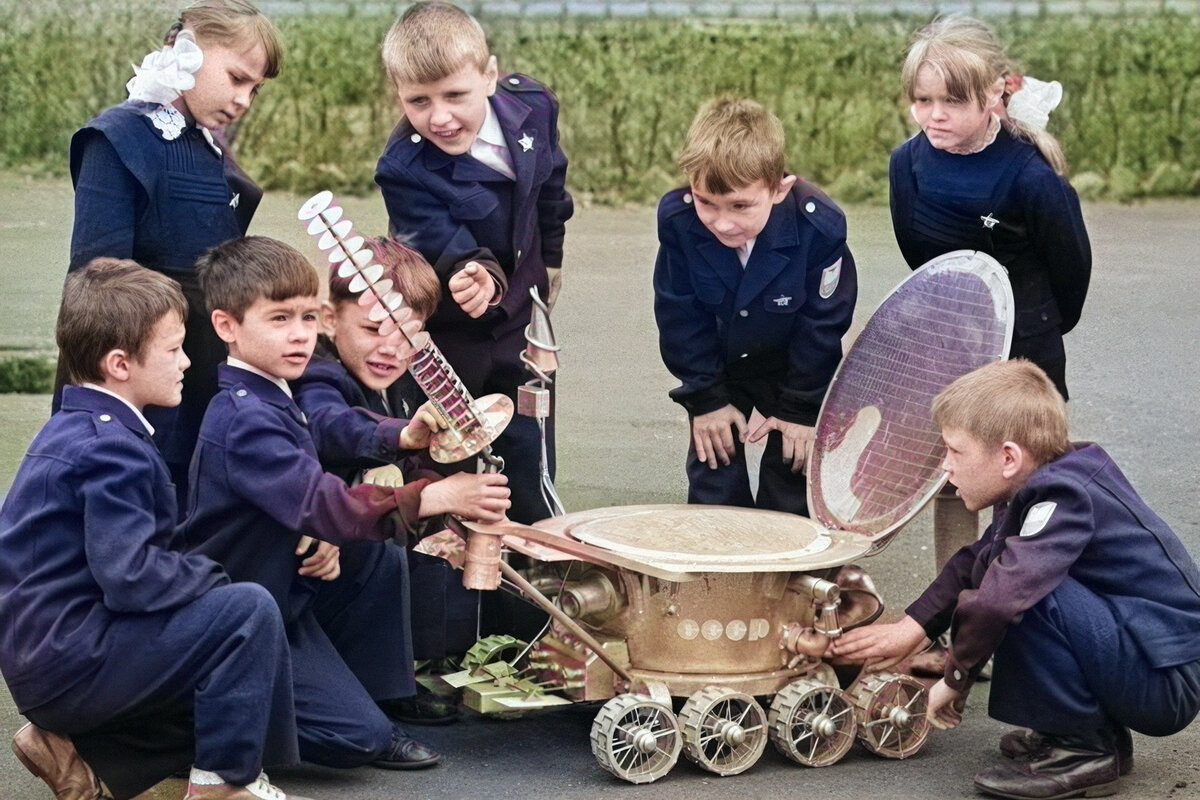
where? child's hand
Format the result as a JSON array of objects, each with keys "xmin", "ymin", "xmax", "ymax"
[
  {"xmin": 419, "ymin": 472, "xmax": 511, "ymax": 522},
  {"xmin": 363, "ymin": 464, "xmax": 405, "ymax": 488},
  {"xmin": 449, "ymin": 262, "xmax": 497, "ymax": 318},
  {"xmin": 747, "ymin": 417, "xmax": 815, "ymax": 473},
  {"xmin": 399, "ymin": 401, "xmax": 448, "ymax": 450},
  {"xmin": 296, "ymin": 536, "xmax": 341, "ymax": 581},
  {"xmin": 829, "ymin": 615, "xmax": 930, "ymax": 672},
  {"xmin": 691, "ymin": 405, "xmax": 748, "ymax": 469},
  {"xmin": 926, "ymin": 679, "xmax": 967, "ymax": 730}
]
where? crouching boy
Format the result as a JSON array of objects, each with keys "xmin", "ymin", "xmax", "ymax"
[
  {"xmin": 0, "ymin": 260, "xmax": 299, "ymax": 800},
  {"xmin": 832, "ymin": 360, "xmax": 1200, "ymax": 799}
]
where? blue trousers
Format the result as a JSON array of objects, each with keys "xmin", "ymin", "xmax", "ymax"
[
  {"xmin": 989, "ymin": 577, "xmax": 1200, "ymax": 745},
  {"xmin": 25, "ymin": 584, "xmax": 296, "ymax": 799}
]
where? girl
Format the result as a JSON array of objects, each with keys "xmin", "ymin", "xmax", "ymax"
[
  {"xmin": 890, "ymin": 15, "xmax": 1090, "ymax": 401},
  {"xmin": 63, "ymin": 0, "xmax": 283, "ymax": 497}
]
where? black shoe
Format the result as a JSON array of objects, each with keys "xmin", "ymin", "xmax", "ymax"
[
  {"xmin": 1000, "ymin": 728, "xmax": 1132, "ymax": 777},
  {"xmin": 380, "ymin": 690, "xmax": 459, "ymax": 726},
  {"xmin": 371, "ymin": 724, "xmax": 441, "ymax": 770},
  {"xmin": 975, "ymin": 734, "xmax": 1119, "ymax": 799}
]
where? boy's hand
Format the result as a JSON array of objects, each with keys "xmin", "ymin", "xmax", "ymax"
[
  {"xmin": 926, "ymin": 679, "xmax": 967, "ymax": 730},
  {"xmin": 449, "ymin": 262, "xmax": 497, "ymax": 318},
  {"xmin": 747, "ymin": 417, "xmax": 815, "ymax": 473},
  {"xmin": 691, "ymin": 405, "xmax": 748, "ymax": 469},
  {"xmin": 399, "ymin": 401, "xmax": 448, "ymax": 450},
  {"xmin": 546, "ymin": 266, "xmax": 562, "ymax": 310},
  {"xmin": 296, "ymin": 536, "xmax": 341, "ymax": 581},
  {"xmin": 829, "ymin": 615, "xmax": 930, "ymax": 672},
  {"xmin": 419, "ymin": 472, "xmax": 511, "ymax": 522},
  {"xmin": 363, "ymin": 464, "xmax": 405, "ymax": 489}
]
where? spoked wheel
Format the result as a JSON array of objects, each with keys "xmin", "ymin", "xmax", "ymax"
[
  {"xmin": 678, "ymin": 686, "xmax": 768, "ymax": 776},
  {"xmin": 768, "ymin": 678, "xmax": 858, "ymax": 767},
  {"xmin": 461, "ymin": 634, "xmax": 528, "ymax": 671},
  {"xmin": 850, "ymin": 672, "xmax": 930, "ymax": 759},
  {"xmin": 591, "ymin": 694, "xmax": 682, "ymax": 784}
]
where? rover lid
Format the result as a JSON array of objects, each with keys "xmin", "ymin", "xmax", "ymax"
[{"xmin": 806, "ymin": 250, "xmax": 1015, "ymax": 553}]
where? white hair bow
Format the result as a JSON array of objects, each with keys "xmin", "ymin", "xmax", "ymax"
[
  {"xmin": 1006, "ymin": 76, "xmax": 1062, "ymax": 132},
  {"xmin": 126, "ymin": 30, "xmax": 204, "ymax": 105}
]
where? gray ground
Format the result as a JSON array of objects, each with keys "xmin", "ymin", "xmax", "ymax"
[{"xmin": 0, "ymin": 175, "xmax": 1197, "ymax": 799}]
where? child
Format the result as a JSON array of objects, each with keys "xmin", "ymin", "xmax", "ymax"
[
  {"xmin": 180, "ymin": 236, "xmax": 505, "ymax": 772},
  {"xmin": 375, "ymin": 0, "xmax": 574, "ymax": 524},
  {"xmin": 653, "ymin": 97, "xmax": 857, "ymax": 514},
  {"xmin": 62, "ymin": 0, "xmax": 283, "ymax": 501},
  {"xmin": 0, "ymin": 260, "xmax": 299, "ymax": 800},
  {"xmin": 294, "ymin": 237, "xmax": 509, "ymax": 722},
  {"xmin": 890, "ymin": 15, "xmax": 1090, "ymax": 401},
  {"xmin": 832, "ymin": 360, "xmax": 1200, "ymax": 800}
]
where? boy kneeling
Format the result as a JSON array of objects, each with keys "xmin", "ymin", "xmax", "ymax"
[
  {"xmin": 0, "ymin": 260, "xmax": 299, "ymax": 800},
  {"xmin": 833, "ymin": 360, "xmax": 1200, "ymax": 799}
]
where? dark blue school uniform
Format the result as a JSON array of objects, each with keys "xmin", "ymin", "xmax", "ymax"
[
  {"xmin": 653, "ymin": 182, "xmax": 857, "ymax": 514},
  {"xmin": 890, "ymin": 126, "xmax": 1091, "ymax": 398},
  {"xmin": 375, "ymin": 74, "xmax": 574, "ymax": 525},
  {"xmin": 908, "ymin": 443, "xmax": 1200, "ymax": 746},
  {"xmin": 293, "ymin": 342, "xmax": 482, "ymax": 658},
  {"xmin": 182, "ymin": 365, "xmax": 427, "ymax": 768},
  {"xmin": 64, "ymin": 101, "xmax": 263, "ymax": 495},
  {"xmin": 0, "ymin": 386, "xmax": 296, "ymax": 799}
]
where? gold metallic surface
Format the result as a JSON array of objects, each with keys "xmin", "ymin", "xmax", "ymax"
[
  {"xmin": 767, "ymin": 678, "xmax": 858, "ymax": 767},
  {"xmin": 428, "ymin": 392, "xmax": 513, "ymax": 463},
  {"xmin": 590, "ymin": 695, "xmax": 681, "ymax": 784},
  {"xmin": 678, "ymin": 687, "xmax": 769, "ymax": 776},
  {"xmin": 849, "ymin": 672, "xmax": 931, "ymax": 759}
]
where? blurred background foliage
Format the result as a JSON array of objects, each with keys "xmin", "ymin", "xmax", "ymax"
[{"xmin": 1, "ymin": 1, "xmax": 1197, "ymax": 204}]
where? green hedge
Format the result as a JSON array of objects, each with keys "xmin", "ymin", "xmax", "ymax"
[
  {"xmin": 0, "ymin": 356, "xmax": 55, "ymax": 394},
  {"xmin": 2, "ymin": 2, "xmax": 1197, "ymax": 203}
]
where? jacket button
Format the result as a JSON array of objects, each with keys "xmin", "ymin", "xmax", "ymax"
[
  {"xmin": 99, "ymin": 414, "xmax": 111, "ymax": 422},
  {"xmin": 508, "ymin": 77, "xmax": 520, "ymax": 86},
  {"xmin": 517, "ymin": 249, "xmax": 523, "ymax": 260},
  {"xmin": 683, "ymin": 193, "xmax": 693, "ymax": 204},
  {"xmin": 1041, "ymin": 312, "xmax": 1049, "ymax": 321},
  {"xmin": 740, "ymin": 353, "xmax": 749, "ymax": 358},
  {"xmin": 739, "ymin": 309, "xmax": 748, "ymax": 317},
  {"xmin": 410, "ymin": 133, "xmax": 421, "ymax": 143},
  {"xmin": 236, "ymin": 389, "xmax": 248, "ymax": 397},
  {"xmin": 953, "ymin": 669, "xmax": 963, "ymax": 681}
]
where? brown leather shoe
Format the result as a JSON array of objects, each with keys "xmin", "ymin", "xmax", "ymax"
[
  {"xmin": 1000, "ymin": 728, "xmax": 1133, "ymax": 777},
  {"xmin": 11, "ymin": 722, "xmax": 107, "ymax": 800},
  {"xmin": 183, "ymin": 770, "xmax": 314, "ymax": 800},
  {"xmin": 975, "ymin": 734, "xmax": 1120, "ymax": 799}
]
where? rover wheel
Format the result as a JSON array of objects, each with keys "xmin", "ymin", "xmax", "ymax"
[
  {"xmin": 851, "ymin": 672, "xmax": 930, "ymax": 759},
  {"xmin": 461, "ymin": 634, "xmax": 527, "ymax": 671},
  {"xmin": 678, "ymin": 687, "xmax": 768, "ymax": 776},
  {"xmin": 768, "ymin": 678, "xmax": 857, "ymax": 767},
  {"xmin": 591, "ymin": 694, "xmax": 681, "ymax": 784}
]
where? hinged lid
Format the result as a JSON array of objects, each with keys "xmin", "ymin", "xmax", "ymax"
[{"xmin": 807, "ymin": 250, "xmax": 1014, "ymax": 553}]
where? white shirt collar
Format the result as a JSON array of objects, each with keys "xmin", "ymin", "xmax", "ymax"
[
  {"xmin": 477, "ymin": 98, "xmax": 506, "ymax": 148},
  {"xmin": 80, "ymin": 383, "xmax": 156, "ymax": 435},
  {"xmin": 226, "ymin": 357, "xmax": 294, "ymax": 398},
  {"xmin": 736, "ymin": 238, "xmax": 757, "ymax": 268}
]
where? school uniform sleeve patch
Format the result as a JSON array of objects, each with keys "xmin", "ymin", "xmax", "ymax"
[
  {"xmin": 1019, "ymin": 501, "xmax": 1057, "ymax": 537},
  {"xmin": 819, "ymin": 257, "xmax": 843, "ymax": 299}
]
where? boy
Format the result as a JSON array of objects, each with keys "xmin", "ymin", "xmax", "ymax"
[
  {"xmin": 294, "ymin": 237, "xmax": 509, "ymax": 722},
  {"xmin": 653, "ymin": 97, "xmax": 857, "ymax": 514},
  {"xmin": 0, "ymin": 259, "xmax": 299, "ymax": 800},
  {"xmin": 181, "ymin": 237, "xmax": 502, "ymax": 771},
  {"xmin": 375, "ymin": 0, "xmax": 574, "ymax": 524},
  {"xmin": 832, "ymin": 360, "xmax": 1200, "ymax": 800}
]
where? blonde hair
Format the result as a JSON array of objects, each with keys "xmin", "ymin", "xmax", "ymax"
[
  {"xmin": 932, "ymin": 359, "xmax": 1069, "ymax": 466},
  {"xmin": 677, "ymin": 97, "xmax": 787, "ymax": 195},
  {"xmin": 903, "ymin": 16, "xmax": 1066, "ymax": 174},
  {"xmin": 168, "ymin": 0, "xmax": 283, "ymax": 79},
  {"xmin": 382, "ymin": 1, "xmax": 491, "ymax": 86}
]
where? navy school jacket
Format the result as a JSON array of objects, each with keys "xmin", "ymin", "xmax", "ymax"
[
  {"xmin": 180, "ymin": 365, "xmax": 430, "ymax": 621},
  {"xmin": 375, "ymin": 75, "xmax": 573, "ymax": 396},
  {"xmin": 653, "ymin": 182, "xmax": 857, "ymax": 425},
  {"xmin": 907, "ymin": 443, "xmax": 1200, "ymax": 693},
  {"xmin": 0, "ymin": 387, "xmax": 227, "ymax": 710}
]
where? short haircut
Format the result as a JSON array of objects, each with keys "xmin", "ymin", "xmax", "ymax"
[
  {"xmin": 382, "ymin": 1, "xmax": 490, "ymax": 86},
  {"xmin": 677, "ymin": 97, "xmax": 787, "ymax": 195},
  {"xmin": 173, "ymin": 0, "xmax": 284, "ymax": 79},
  {"xmin": 196, "ymin": 236, "xmax": 319, "ymax": 321},
  {"xmin": 329, "ymin": 237, "xmax": 442, "ymax": 321},
  {"xmin": 932, "ymin": 359, "xmax": 1069, "ymax": 466},
  {"xmin": 56, "ymin": 258, "xmax": 188, "ymax": 385}
]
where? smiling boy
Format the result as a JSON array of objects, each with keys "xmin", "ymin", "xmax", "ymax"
[{"xmin": 653, "ymin": 97, "xmax": 857, "ymax": 514}]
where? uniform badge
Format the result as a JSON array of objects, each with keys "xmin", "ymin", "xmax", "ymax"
[
  {"xmin": 980, "ymin": 213, "xmax": 999, "ymax": 230},
  {"xmin": 1019, "ymin": 501, "xmax": 1056, "ymax": 537},
  {"xmin": 819, "ymin": 257, "xmax": 842, "ymax": 299},
  {"xmin": 773, "ymin": 295, "xmax": 792, "ymax": 307},
  {"xmin": 518, "ymin": 133, "xmax": 535, "ymax": 152},
  {"xmin": 229, "ymin": 193, "xmax": 240, "ymax": 209}
]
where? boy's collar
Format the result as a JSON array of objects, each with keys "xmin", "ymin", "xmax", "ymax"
[
  {"xmin": 225, "ymin": 357, "xmax": 294, "ymax": 399},
  {"xmin": 62, "ymin": 384, "xmax": 155, "ymax": 437},
  {"xmin": 477, "ymin": 97, "xmax": 506, "ymax": 149}
]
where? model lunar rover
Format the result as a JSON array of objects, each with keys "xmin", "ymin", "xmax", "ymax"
[{"xmin": 299, "ymin": 192, "xmax": 1015, "ymax": 784}]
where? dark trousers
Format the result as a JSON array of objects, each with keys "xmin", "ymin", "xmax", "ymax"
[
  {"xmin": 489, "ymin": 411, "xmax": 556, "ymax": 525},
  {"xmin": 989, "ymin": 577, "xmax": 1200, "ymax": 747},
  {"xmin": 25, "ymin": 584, "xmax": 296, "ymax": 799}
]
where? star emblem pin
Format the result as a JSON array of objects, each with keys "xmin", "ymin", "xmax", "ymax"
[
  {"xmin": 980, "ymin": 213, "xmax": 999, "ymax": 229},
  {"xmin": 518, "ymin": 133, "xmax": 535, "ymax": 152}
]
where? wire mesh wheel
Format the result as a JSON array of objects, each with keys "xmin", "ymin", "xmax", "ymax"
[
  {"xmin": 591, "ymin": 694, "xmax": 682, "ymax": 784},
  {"xmin": 850, "ymin": 672, "xmax": 930, "ymax": 759},
  {"xmin": 768, "ymin": 678, "xmax": 858, "ymax": 767},
  {"xmin": 677, "ymin": 686, "xmax": 768, "ymax": 776}
]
